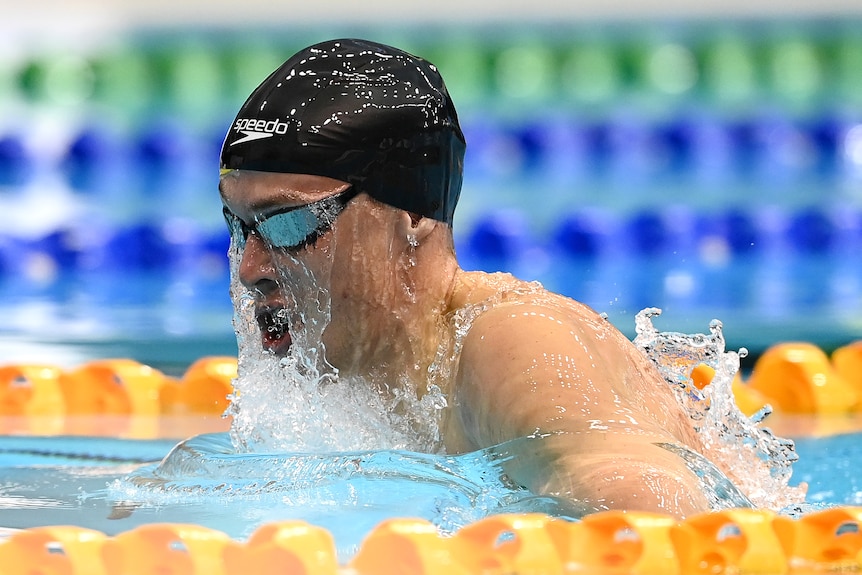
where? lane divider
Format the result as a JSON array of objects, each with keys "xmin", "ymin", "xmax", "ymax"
[
  {"xmin": 1, "ymin": 342, "xmax": 859, "ymax": 424},
  {"xmin": 0, "ymin": 356, "xmax": 237, "ymax": 419},
  {"xmin": 2, "ymin": 508, "xmax": 862, "ymax": 574},
  {"xmin": 0, "ymin": 356, "xmax": 236, "ymax": 437}
]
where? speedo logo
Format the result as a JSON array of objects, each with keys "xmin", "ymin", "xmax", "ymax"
[{"xmin": 230, "ymin": 118, "xmax": 292, "ymax": 146}]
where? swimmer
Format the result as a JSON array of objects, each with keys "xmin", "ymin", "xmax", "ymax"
[{"xmin": 218, "ymin": 39, "xmax": 723, "ymax": 517}]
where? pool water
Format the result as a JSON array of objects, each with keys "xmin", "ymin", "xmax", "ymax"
[
  {"xmin": 0, "ymin": 420, "xmax": 857, "ymax": 559},
  {"xmin": 0, "ymin": 431, "xmax": 574, "ymax": 558},
  {"xmin": 791, "ymin": 431, "xmax": 862, "ymax": 507}
]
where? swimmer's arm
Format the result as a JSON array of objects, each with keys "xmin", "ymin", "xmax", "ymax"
[
  {"xmin": 504, "ymin": 435, "xmax": 713, "ymax": 515},
  {"xmin": 452, "ymin": 304, "xmax": 712, "ymax": 516}
]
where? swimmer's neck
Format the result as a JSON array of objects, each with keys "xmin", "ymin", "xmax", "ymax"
[
  {"xmin": 332, "ymin": 247, "xmax": 463, "ymax": 390},
  {"xmin": 331, "ymin": 254, "xmax": 523, "ymax": 394},
  {"xmin": 367, "ymin": 258, "xmax": 524, "ymax": 394},
  {"xmin": 446, "ymin": 268, "xmax": 528, "ymax": 313}
]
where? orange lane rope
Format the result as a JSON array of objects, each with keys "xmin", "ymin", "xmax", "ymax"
[{"xmin": 2, "ymin": 508, "xmax": 862, "ymax": 574}]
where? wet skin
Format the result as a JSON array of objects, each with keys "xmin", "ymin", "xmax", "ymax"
[
  {"xmin": 220, "ymin": 170, "xmax": 459, "ymax": 389},
  {"xmin": 220, "ymin": 172, "xmax": 352, "ymax": 357},
  {"xmin": 220, "ymin": 170, "xmax": 722, "ymax": 517}
]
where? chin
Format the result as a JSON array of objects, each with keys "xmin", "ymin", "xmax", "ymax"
[{"xmin": 319, "ymin": 324, "xmax": 355, "ymax": 372}]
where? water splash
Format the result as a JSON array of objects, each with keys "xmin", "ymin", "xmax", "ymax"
[
  {"xmin": 633, "ymin": 307, "xmax": 806, "ymax": 511},
  {"xmin": 224, "ymin": 220, "xmax": 445, "ymax": 454},
  {"xmin": 108, "ymin": 434, "xmax": 587, "ymax": 556}
]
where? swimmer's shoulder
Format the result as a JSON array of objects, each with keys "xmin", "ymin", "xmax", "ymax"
[
  {"xmin": 449, "ymin": 273, "xmax": 633, "ymax": 447},
  {"xmin": 452, "ymin": 270, "xmax": 604, "ymax": 327},
  {"xmin": 451, "ymin": 270, "xmax": 618, "ymax": 372}
]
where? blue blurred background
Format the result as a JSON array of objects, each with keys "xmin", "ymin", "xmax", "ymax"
[{"xmin": 1, "ymin": 2, "xmax": 861, "ymax": 371}]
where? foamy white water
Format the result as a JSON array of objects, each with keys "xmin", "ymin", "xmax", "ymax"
[{"xmin": 633, "ymin": 307, "xmax": 806, "ymax": 510}]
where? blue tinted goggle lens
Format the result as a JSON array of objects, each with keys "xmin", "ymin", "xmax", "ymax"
[{"xmin": 224, "ymin": 188, "xmax": 356, "ymax": 251}]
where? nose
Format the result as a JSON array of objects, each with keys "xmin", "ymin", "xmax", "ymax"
[{"xmin": 238, "ymin": 233, "xmax": 279, "ymax": 292}]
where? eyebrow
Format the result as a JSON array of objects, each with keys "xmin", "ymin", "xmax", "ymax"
[
  {"xmin": 218, "ymin": 178, "xmax": 299, "ymax": 215},
  {"xmin": 218, "ymin": 176, "xmax": 353, "ymax": 214}
]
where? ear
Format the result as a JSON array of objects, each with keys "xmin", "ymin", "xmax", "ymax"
[{"xmin": 395, "ymin": 211, "xmax": 437, "ymax": 244}]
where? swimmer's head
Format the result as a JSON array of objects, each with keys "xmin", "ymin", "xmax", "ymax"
[{"xmin": 220, "ymin": 38, "xmax": 466, "ymax": 225}]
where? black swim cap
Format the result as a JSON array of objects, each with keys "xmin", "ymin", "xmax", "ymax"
[{"xmin": 220, "ymin": 39, "xmax": 466, "ymax": 224}]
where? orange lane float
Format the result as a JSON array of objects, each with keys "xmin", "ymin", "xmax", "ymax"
[
  {"xmin": 0, "ymin": 364, "xmax": 65, "ymax": 417},
  {"xmin": 0, "ymin": 526, "xmax": 110, "ymax": 575},
  {"xmin": 1, "ymin": 340, "xmax": 860, "ymax": 425},
  {"xmin": 0, "ymin": 364, "xmax": 65, "ymax": 434},
  {"xmin": 747, "ymin": 342, "xmax": 858, "ymax": 415},
  {"xmin": 686, "ymin": 340, "xmax": 862, "ymax": 417},
  {"xmin": 59, "ymin": 359, "xmax": 166, "ymax": 417},
  {"xmin": 0, "ymin": 357, "xmax": 237, "ymax": 419},
  {"xmin": 59, "ymin": 359, "xmax": 172, "ymax": 437},
  {"xmin": 783, "ymin": 506, "xmax": 862, "ymax": 570},
  {"xmin": 350, "ymin": 518, "xmax": 466, "ymax": 575},
  {"xmin": 451, "ymin": 513, "xmax": 573, "ymax": 574},
  {"xmin": 832, "ymin": 341, "xmax": 862, "ymax": 398},
  {"xmin": 224, "ymin": 521, "xmax": 339, "ymax": 575},
  {"xmin": 102, "ymin": 524, "xmax": 233, "ymax": 575},
  {"xmin": 569, "ymin": 511, "xmax": 680, "ymax": 574},
  {"xmin": 173, "ymin": 356, "xmax": 237, "ymax": 415},
  {"xmin": 671, "ymin": 508, "xmax": 793, "ymax": 574},
  {"xmin": 1, "ymin": 509, "xmax": 862, "ymax": 574}
]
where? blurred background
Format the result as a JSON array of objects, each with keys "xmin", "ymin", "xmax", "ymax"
[{"xmin": 2, "ymin": 0, "xmax": 862, "ymax": 372}]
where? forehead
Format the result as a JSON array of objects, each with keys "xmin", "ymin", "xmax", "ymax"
[{"xmin": 219, "ymin": 171, "xmax": 351, "ymax": 213}]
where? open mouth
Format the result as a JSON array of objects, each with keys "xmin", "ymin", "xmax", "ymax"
[{"xmin": 256, "ymin": 308, "xmax": 293, "ymax": 356}]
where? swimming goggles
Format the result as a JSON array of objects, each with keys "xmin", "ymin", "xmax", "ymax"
[{"xmin": 223, "ymin": 187, "xmax": 358, "ymax": 251}]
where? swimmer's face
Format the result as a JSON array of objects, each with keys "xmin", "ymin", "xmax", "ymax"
[
  {"xmin": 219, "ymin": 170, "xmax": 406, "ymax": 368},
  {"xmin": 219, "ymin": 171, "xmax": 350, "ymax": 357}
]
